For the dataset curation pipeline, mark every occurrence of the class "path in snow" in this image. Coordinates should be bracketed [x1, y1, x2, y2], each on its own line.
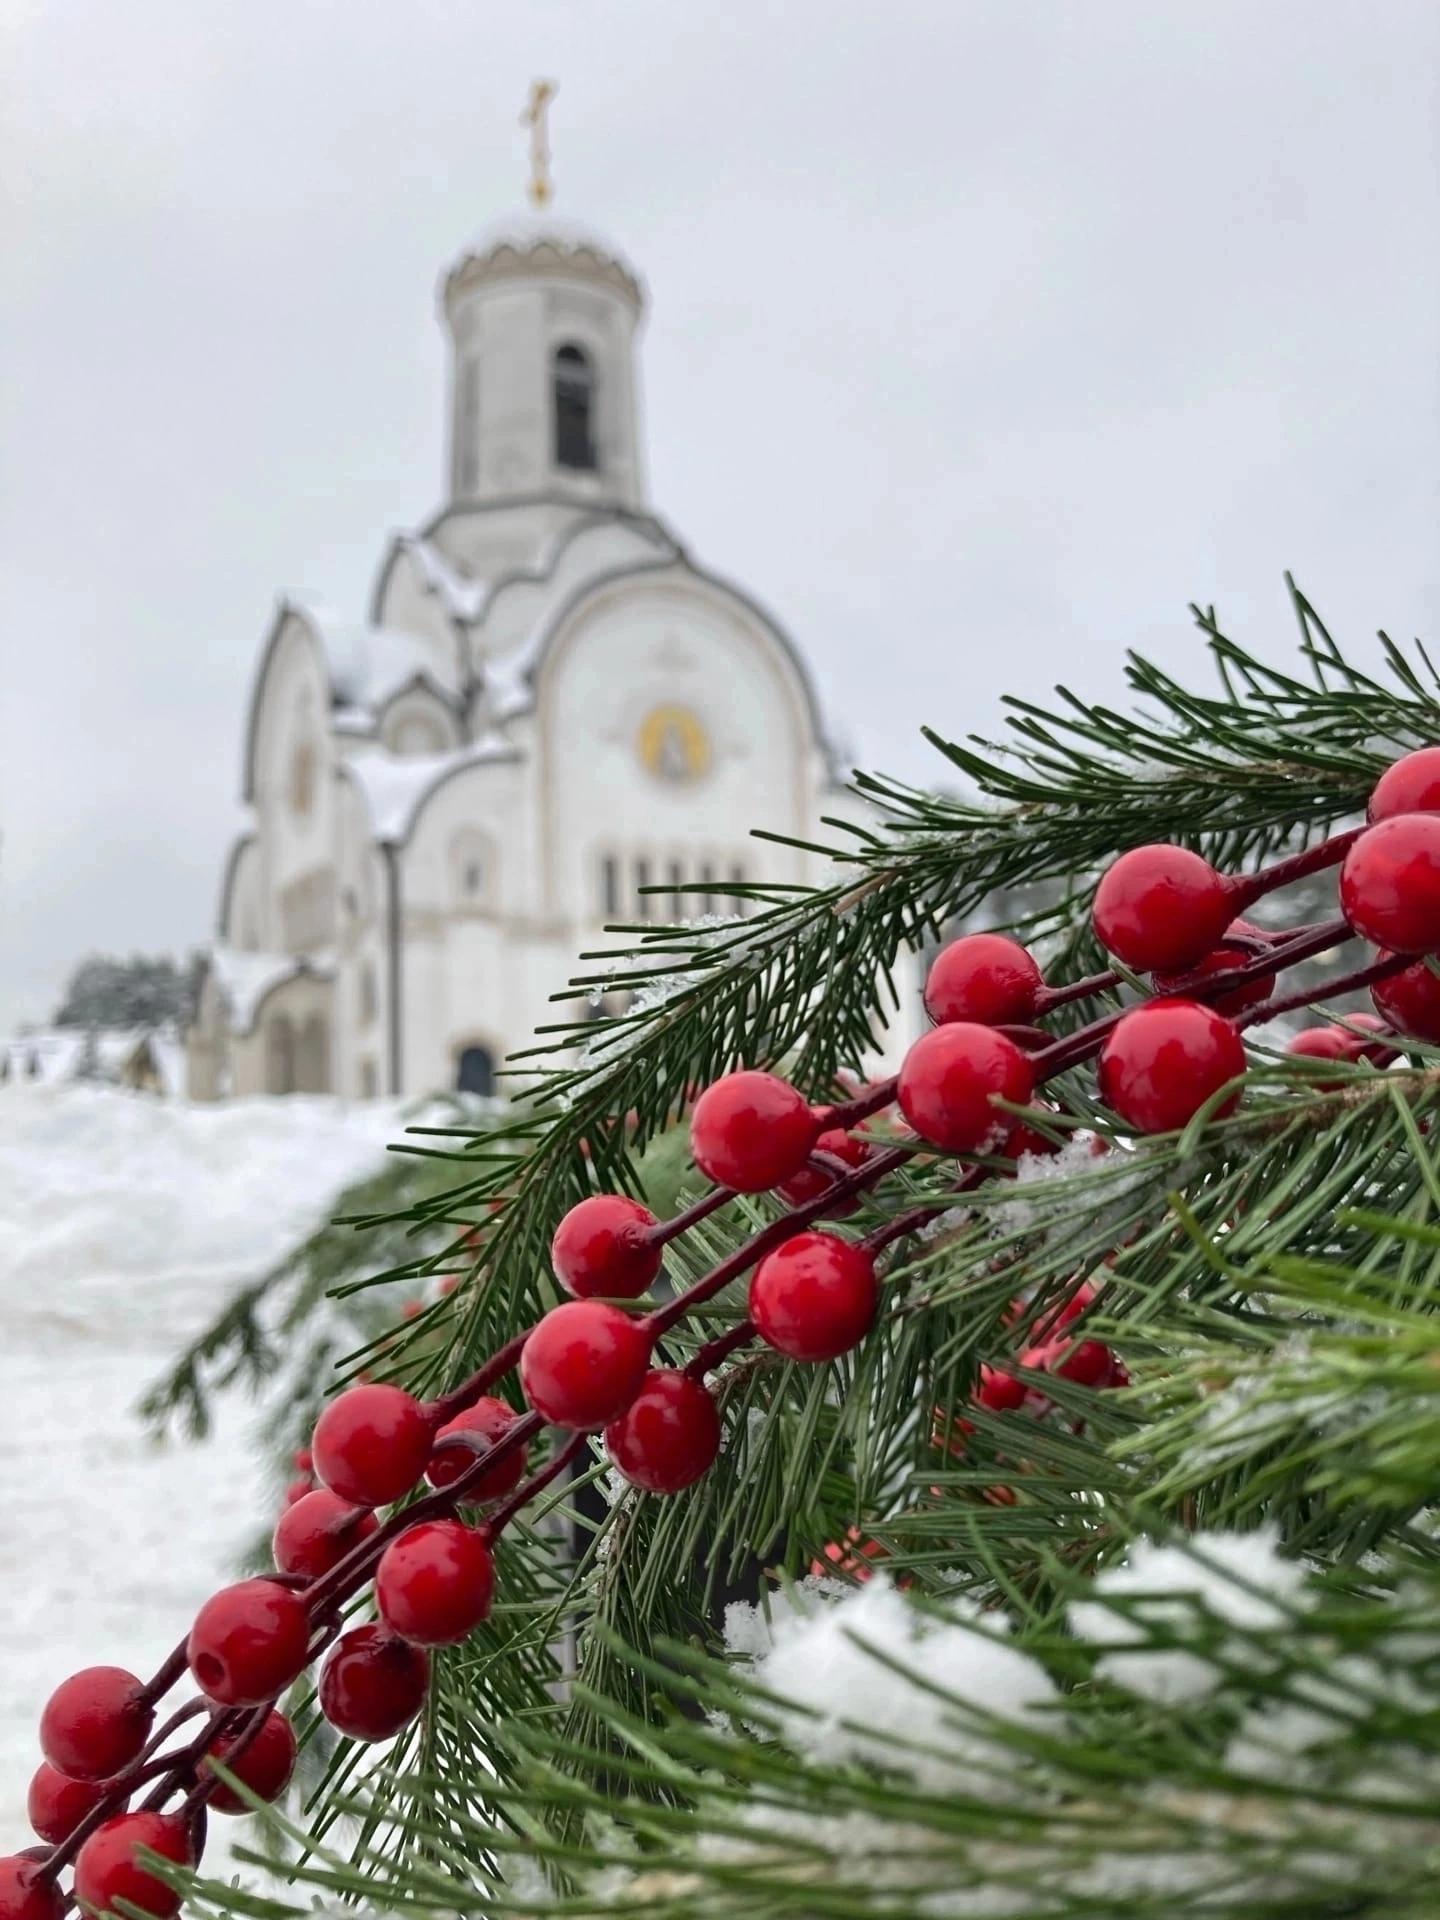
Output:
[0, 1086, 403, 1847]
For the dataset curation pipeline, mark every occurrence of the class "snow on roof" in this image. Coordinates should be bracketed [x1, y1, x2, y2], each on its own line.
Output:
[0, 1028, 179, 1088]
[398, 535, 489, 625]
[208, 948, 331, 1035]
[289, 600, 459, 709]
[344, 736, 515, 843]
[444, 213, 644, 305]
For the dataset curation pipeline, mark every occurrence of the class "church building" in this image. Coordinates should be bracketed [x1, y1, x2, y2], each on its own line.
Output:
[187, 207, 868, 1102]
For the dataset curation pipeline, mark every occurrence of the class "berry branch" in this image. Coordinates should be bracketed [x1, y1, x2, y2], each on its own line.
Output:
[9, 752, 1440, 1920]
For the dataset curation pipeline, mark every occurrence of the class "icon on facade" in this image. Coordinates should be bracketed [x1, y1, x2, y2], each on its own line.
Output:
[637, 704, 710, 784]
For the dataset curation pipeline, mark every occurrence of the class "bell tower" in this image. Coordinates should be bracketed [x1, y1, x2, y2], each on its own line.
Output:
[441, 86, 647, 510]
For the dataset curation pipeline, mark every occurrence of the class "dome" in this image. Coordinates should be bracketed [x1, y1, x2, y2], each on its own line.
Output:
[442, 213, 644, 316]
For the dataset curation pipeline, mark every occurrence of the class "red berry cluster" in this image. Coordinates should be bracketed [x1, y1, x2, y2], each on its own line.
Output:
[9, 748, 1440, 1920]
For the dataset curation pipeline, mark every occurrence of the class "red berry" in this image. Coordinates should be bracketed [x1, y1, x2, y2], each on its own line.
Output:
[1152, 917, 1272, 1014]
[1340, 815, 1440, 953]
[604, 1370, 721, 1493]
[1047, 1337, 1114, 1387]
[690, 1070, 818, 1192]
[375, 1519, 495, 1647]
[0, 1855, 64, 1920]
[311, 1383, 434, 1508]
[519, 1299, 653, 1430]
[202, 1709, 297, 1815]
[73, 1813, 192, 1920]
[293, 1448, 313, 1473]
[39, 1667, 152, 1784]
[923, 933, 1044, 1027]
[776, 1127, 872, 1212]
[975, 1365, 1025, 1411]
[27, 1763, 118, 1847]
[283, 1476, 312, 1506]
[1098, 998, 1246, 1133]
[438, 1274, 460, 1296]
[1093, 845, 1234, 973]
[318, 1626, 429, 1742]
[1369, 747, 1440, 822]
[272, 1488, 379, 1580]
[749, 1232, 878, 1362]
[896, 1024, 1036, 1153]
[1287, 1025, 1364, 1066]
[187, 1578, 312, 1707]
[1373, 955, 1440, 1042]
[1033, 1280, 1097, 1343]
[425, 1397, 527, 1501]
[551, 1194, 663, 1298]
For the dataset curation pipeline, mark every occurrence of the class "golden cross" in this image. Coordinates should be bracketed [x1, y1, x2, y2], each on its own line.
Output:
[520, 79, 557, 209]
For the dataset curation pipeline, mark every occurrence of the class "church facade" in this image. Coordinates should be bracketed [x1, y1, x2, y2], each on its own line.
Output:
[187, 216, 877, 1102]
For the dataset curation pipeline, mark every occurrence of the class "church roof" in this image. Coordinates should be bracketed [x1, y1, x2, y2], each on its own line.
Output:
[442, 213, 644, 314]
[342, 736, 517, 844]
[207, 947, 333, 1035]
[299, 603, 461, 709]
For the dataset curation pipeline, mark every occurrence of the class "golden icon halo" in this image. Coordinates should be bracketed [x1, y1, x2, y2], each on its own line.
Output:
[637, 704, 711, 784]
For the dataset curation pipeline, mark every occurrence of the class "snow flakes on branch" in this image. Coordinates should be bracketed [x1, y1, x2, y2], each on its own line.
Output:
[724, 1574, 1056, 1792]
[1068, 1525, 1311, 1704]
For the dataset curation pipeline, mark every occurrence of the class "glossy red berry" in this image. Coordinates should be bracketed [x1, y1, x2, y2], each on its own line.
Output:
[775, 1127, 872, 1212]
[975, 1365, 1025, 1412]
[318, 1625, 429, 1742]
[1373, 955, 1440, 1042]
[272, 1488, 379, 1580]
[896, 1023, 1036, 1153]
[202, 1709, 297, 1815]
[425, 1396, 527, 1501]
[39, 1667, 152, 1783]
[187, 1578, 311, 1707]
[604, 1370, 721, 1493]
[1093, 845, 1234, 973]
[1046, 1337, 1114, 1387]
[1033, 1281, 1097, 1343]
[1369, 747, 1440, 822]
[293, 1447, 313, 1472]
[690, 1070, 818, 1192]
[1341, 815, 1440, 953]
[1287, 1025, 1366, 1067]
[73, 1813, 193, 1920]
[0, 1856, 64, 1920]
[27, 1762, 118, 1846]
[1098, 998, 1246, 1133]
[749, 1232, 878, 1362]
[375, 1519, 495, 1647]
[1152, 917, 1272, 1014]
[311, 1383, 434, 1508]
[551, 1194, 663, 1298]
[519, 1299, 653, 1430]
[923, 933, 1044, 1028]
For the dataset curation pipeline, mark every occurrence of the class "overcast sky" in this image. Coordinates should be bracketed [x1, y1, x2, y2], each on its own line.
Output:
[2, 1, 1436, 1028]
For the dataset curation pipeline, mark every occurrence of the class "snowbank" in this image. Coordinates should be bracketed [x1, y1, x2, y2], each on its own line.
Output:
[0, 1086, 402, 1840]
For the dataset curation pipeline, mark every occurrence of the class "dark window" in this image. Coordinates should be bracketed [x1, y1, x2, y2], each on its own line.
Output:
[667, 859, 683, 920]
[634, 856, 651, 920]
[553, 344, 597, 471]
[699, 860, 715, 916]
[730, 862, 747, 915]
[456, 1045, 495, 1098]
[600, 854, 619, 918]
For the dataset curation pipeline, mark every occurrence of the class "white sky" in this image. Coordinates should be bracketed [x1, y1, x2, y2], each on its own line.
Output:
[2, 0, 1437, 1028]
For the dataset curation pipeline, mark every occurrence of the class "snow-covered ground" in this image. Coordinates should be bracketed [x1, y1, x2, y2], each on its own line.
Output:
[0, 1086, 402, 1845]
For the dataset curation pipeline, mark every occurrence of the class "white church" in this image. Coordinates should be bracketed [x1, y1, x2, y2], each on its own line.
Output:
[187, 198, 875, 1102]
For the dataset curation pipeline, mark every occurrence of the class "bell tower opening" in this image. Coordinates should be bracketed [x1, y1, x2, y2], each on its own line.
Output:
[553, 343, 597, 471]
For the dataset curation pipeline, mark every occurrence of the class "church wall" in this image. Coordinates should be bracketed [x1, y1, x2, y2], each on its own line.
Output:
[252, 622, 338, 955]
[535, 573, 818, 931]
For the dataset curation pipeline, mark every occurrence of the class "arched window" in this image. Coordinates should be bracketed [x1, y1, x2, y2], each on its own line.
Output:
[553, 344, 597, 472]
[456, 1044, 495, 1098]
[295, 1013, 330, 1094]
